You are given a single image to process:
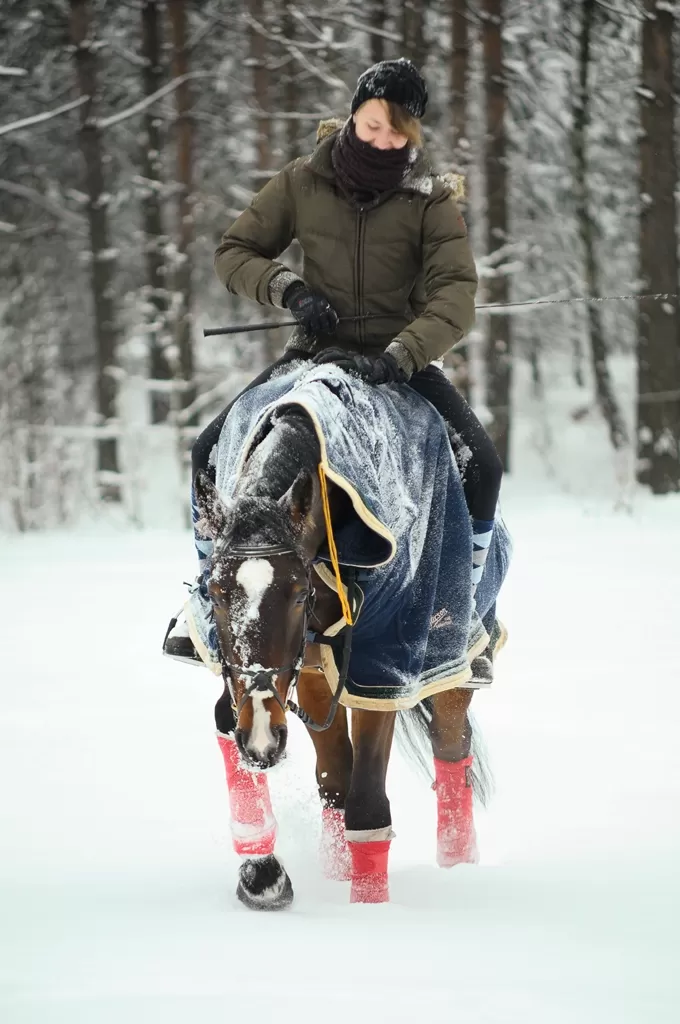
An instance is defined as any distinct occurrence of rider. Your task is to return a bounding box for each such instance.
[165,58,502,663]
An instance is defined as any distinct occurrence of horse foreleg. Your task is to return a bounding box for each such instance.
[297,668,353,880]
[214,689,292,909]
[428,688,478,866]
[345,707,396,903]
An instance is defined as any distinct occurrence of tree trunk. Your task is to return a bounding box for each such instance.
[572,0,628,450]
[249,0,272,188]
[402,0,427,71]
[283,1,300,162]
[447,0,472,398]
[637,0,680,492]
[141,0,172,425]
[451,0,470,177]
[482,0,512,470]
[168,0,196,424]
[69,0,120,500]
[249,0,278,363]
[369,1,387,65]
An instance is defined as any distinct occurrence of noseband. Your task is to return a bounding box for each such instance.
[218,544,356,734]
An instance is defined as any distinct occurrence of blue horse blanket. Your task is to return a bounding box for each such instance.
[187,362,511,710]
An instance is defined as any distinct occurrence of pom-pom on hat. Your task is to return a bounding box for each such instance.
[350,58,428,120]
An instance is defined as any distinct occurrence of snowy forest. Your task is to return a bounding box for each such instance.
[1,0,679,530]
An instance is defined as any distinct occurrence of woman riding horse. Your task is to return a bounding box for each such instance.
[167,57,502,658]
[167,59,504,907]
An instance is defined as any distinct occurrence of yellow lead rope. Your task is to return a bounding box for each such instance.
[318,463,354,626]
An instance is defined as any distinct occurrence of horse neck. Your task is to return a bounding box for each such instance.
[239,411,320,503]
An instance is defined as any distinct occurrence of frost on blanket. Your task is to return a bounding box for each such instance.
[187,363,511,710]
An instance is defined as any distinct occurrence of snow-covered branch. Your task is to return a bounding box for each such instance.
[97,70,215,129]
[0,96,88,139]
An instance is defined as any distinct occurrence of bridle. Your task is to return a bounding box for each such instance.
[217,543,356,734]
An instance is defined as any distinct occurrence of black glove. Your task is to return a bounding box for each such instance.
[357,352,408,385]
[312,346,360,372]
[284,282,338,337]
[313,348,408,385]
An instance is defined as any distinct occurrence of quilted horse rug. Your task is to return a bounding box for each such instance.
[186,362,512,710]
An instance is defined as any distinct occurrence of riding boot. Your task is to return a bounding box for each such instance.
[163,484,212,664]
[217,733,277,857]
[347,830,393,903]
[433,754,478,866]
[320,807,352,881]
[471,518,495,597]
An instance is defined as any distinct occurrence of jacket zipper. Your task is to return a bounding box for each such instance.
[355,208,365,349]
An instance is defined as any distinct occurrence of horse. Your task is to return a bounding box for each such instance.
[193,388,502,909]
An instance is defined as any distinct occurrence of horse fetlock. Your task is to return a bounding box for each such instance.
[346,833,393,904]
[236,855,293,911]
[434,755,478,867]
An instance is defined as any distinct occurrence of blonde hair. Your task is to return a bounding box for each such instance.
[355,98,423,148]
[384,100,423,148]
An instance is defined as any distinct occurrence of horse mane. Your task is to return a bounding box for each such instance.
[220,407,321,552]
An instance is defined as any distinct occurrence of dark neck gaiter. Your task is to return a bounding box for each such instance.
[331,118,412,204]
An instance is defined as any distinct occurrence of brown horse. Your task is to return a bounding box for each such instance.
[194,406,492,909]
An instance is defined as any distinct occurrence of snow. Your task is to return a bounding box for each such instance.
[1,359,680,1021]
[1,473,679,1023]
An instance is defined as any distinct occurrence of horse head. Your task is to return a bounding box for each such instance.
[194,466,324,768]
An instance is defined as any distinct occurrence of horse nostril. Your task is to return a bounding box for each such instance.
[272,725,288,757]
[235,729,248,759]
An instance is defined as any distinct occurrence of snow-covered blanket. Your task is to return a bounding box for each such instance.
[187,362,511,710]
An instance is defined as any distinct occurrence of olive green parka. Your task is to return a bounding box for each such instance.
[214,120,478,373]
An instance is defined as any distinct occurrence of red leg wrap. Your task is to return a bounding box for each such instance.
[320,807,351,881]
[217,734,276,857]
[348,839,391,904]
[434,754,478,867]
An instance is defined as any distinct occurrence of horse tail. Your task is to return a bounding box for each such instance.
[395,698,493,807]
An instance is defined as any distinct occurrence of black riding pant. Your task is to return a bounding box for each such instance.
[191,352,502,522]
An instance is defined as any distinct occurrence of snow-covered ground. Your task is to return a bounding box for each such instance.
[1,472,679,1023]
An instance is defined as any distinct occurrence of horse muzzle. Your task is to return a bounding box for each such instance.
[235,723,288,769]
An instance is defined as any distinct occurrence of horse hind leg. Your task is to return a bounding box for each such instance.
[428,688,478,867]
[214,690,293,910]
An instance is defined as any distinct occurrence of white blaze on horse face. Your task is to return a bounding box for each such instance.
[236,558,274,622]
[248,689,275,759]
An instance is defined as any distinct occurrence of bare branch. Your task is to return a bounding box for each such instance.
[304,10,403,44]
[0,65,28,77]
[98,70,216,129]
[0,96,88,139]
[0,178,85,232]
[103,38,149,68]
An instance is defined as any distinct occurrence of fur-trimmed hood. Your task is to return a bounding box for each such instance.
[315,117,465,201]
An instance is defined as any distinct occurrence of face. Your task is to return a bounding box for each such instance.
[353,99,409,150]
[209,549,311,769]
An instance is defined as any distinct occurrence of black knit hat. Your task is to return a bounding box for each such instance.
[350,58,428,120]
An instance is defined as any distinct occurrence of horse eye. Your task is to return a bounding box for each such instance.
[294,591,308,605]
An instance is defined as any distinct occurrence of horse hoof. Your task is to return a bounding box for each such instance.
[236,855,294,911]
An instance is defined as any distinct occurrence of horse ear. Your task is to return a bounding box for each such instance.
[193,469,229,538]
[279,468,319,529]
